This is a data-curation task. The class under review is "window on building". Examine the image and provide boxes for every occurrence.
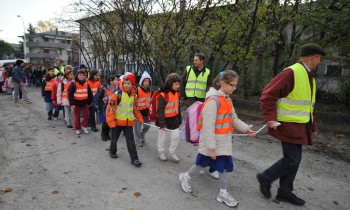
[44,38,49,42]
[61,40,66,43]
[326,65,342,77]
[67,40,71,44]
[44,49,49,53]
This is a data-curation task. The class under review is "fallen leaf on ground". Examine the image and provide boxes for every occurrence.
[133,192,141,197]
[71,142,77,144]
[333,201,338,205]
[26,144,31,146]
[52,190,59,194]
[118,187,128,193]
[1,188,13,193]
[126,208,134,210]
[63,171,70,174]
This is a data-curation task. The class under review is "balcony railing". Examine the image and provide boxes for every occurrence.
[26,41,70,49]
[27,52,59,59]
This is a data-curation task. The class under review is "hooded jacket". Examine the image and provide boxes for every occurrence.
[137,71,152,116]
[198,87,250,156]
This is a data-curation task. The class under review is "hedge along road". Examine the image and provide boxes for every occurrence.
[0,87,349,210]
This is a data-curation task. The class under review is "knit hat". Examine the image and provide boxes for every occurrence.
[300,43,325,57]
[124,73,136,85]
[79,64,86,69]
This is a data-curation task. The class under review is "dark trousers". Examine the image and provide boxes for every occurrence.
[260,142,302,196]
[110,126,139,163]
[89,106,97,128]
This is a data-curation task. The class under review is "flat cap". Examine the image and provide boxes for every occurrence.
[301,43,325,57]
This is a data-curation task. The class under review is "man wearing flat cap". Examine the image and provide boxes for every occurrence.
[257,43,325,206]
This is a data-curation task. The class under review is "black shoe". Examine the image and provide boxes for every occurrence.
[256,173,271,198]
[101,134,107,141]
[67,125,73,128]
[276,193,305,206]
[132,160,142,167]
[91,127,98,132]
[106,134,111,140]
[109,150,118,158]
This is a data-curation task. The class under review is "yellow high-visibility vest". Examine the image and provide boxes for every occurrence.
[54,66,65,75]
[185,66,210,98]
[277,63,316,123]
[115,92,135,121]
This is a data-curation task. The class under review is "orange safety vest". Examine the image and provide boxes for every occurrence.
[197,96,234,134]
[44,78,55,92]
[103,86,117,103]
[74,82,88,100]
[88,80,101,96]
[137,87,152,111]
[62,81,73,99]
[161,91,179,118]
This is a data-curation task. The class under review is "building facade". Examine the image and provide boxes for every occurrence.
[24,30,79,66]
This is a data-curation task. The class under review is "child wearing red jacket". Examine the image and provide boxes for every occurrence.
[51,72,64,120]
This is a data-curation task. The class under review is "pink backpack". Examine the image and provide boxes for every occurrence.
[182,96,220,145]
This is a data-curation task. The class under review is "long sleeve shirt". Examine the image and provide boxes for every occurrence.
[260,62,316,145]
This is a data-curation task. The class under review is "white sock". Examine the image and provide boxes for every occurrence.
[220,189,227,195]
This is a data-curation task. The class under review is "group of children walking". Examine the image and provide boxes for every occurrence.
[41,66,256,207]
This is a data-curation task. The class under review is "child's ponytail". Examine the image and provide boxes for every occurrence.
[212,70,239,90]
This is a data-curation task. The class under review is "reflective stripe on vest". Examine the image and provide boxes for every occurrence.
[88,80,100,96]
[197,96,234,134]
[44,78,55,91]
[276,63,316,123]
[137,87,151,110]
[74,82,88,100]
[115,92,135,121]
[185,66,210,98]
[162,91,179,118]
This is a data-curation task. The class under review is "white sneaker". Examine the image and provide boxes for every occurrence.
[217,192,238,207]
[82,127,89,134]
[179,173,192,193]
[53,117,58,121]
[168,153,180,163]
[158,153,167,161]
[209,171,219,179]
[199,169,205,175]
[75,130,81,135]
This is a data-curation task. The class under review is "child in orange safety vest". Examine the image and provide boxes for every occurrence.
[68,70,93,135]
[106,73,143,167]
[41,67,55,120]
[179,70,256,207]
[133,71,152,147]
[87,69,101,132]
[51,72,64,120]
[57,68,74,128]
[156,73,182,163]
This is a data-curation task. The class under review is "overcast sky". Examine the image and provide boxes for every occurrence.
[0,0,72,44]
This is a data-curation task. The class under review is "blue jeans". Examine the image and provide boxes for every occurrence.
[260,142,302,196]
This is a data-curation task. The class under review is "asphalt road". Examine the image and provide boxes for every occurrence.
[0,87,349,210]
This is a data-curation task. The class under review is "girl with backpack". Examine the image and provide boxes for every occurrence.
[95,76,118,141]
[68,70,93,135]
[179,70,256,207]
[156,73,182,163]
[57,69,74,128]
[106,73,143,167]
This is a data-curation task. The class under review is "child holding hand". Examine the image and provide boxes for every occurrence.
[179,70,256,207]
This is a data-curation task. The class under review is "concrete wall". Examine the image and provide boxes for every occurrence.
[233,99,350,133]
